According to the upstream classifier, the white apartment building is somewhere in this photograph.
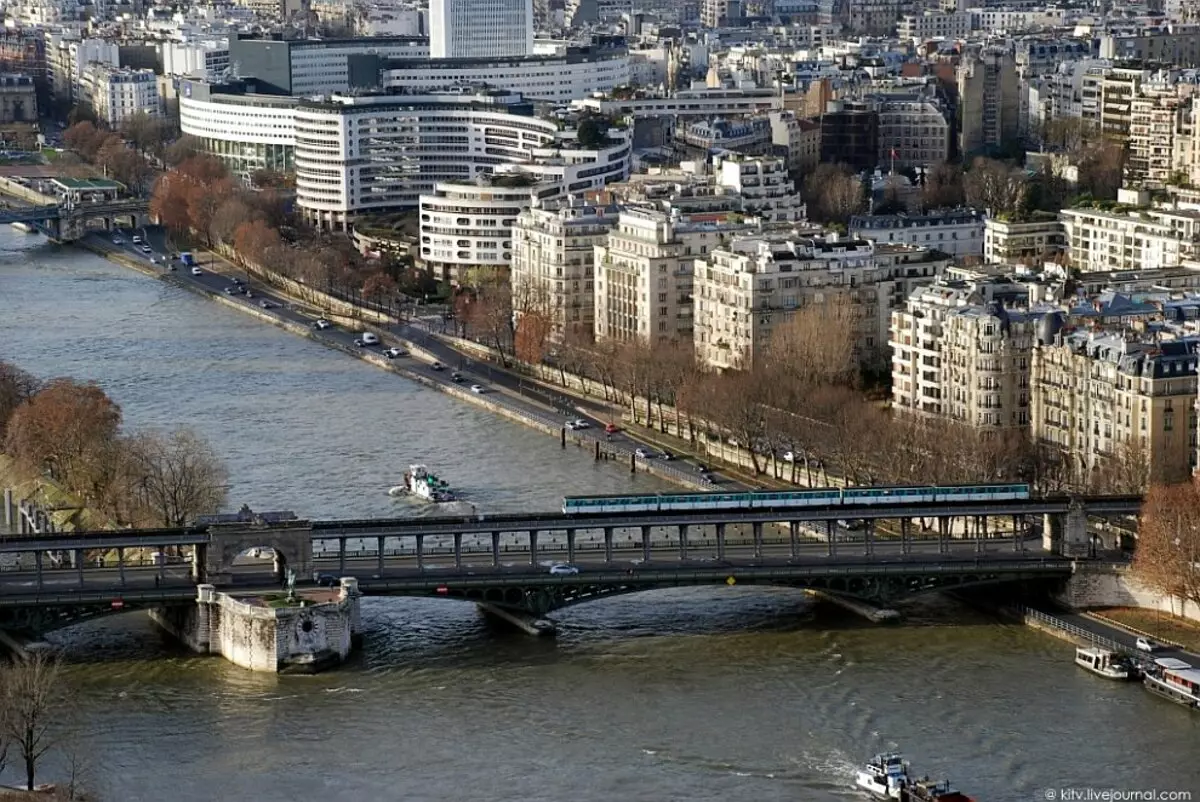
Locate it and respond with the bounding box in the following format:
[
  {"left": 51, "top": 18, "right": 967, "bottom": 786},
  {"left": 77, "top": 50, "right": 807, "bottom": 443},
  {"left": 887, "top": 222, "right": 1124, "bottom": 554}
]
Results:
[
  {"left": 594, "top": 208, "right": 752, "bottom": 345},
  {"left": 572, "top": 87, "right": 784, "bottom": 120},
  {"left": 82, "top": 66, "right": 159, "bottom": 126},
  {"left": 46, "top": 35, "right": 118, "bottom": 104},
  {"left": 1127, "top": 83, "right": 1190, "bottom": 186},
  {"left": 160, "top": 40, "right": 230, "bottom": 80},
  {"left": 969, "top": 7, "right": 1068, "bottom": 32},
  {"left": 714, "top": 154, "right": 803, "bottom": 223},
  {"left": 430, "top": 0, "right": 533, "bottom": 59},
  {"left": 179, "top": 79, "right": 297, "bottom": 177},
  {"left": 380, "top": 45, "right": 630, "bottom": 104},
  {"left": 419, "top": 179, "right": 544, "bottom": 281},
  {"left": 896, "top": 11, "right": 971, "bottom": 42},
  {"left": 874, "top": 96, "right": 951, "bottom": 170},
  {"left": 1060, "top": 205, "right": 1200, "bottom": 273},
  {"left": 510, "top": 199, "right": 618, "bottom": 343},
  {"left": 289, "top": 91, "right": 631, "bottom": 229},
  {"left": 849, "top": 209, "right": 984, "bottom": 259},
  {"left": 983, "top": 216, "right": 1066, "bottom": 264},
  {"left": 694, "top": 234, "right": 883, "bottom": 371},
  {"left": 890, "top": 280, "right": 1037, "bottom": 428}
]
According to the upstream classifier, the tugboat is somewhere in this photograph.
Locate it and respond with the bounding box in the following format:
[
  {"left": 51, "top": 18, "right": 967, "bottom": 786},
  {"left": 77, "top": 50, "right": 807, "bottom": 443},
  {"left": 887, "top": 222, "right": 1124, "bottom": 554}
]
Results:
[
  {"left": 900, "top": 777, "right": 976, "bottom": 802},
  {"left": 388, "top": 464, "right": 456, "bottom": 502},
  {"left": 855, "top": 753, "right": 910, "bottom": 799},
  {"left": 1075, "top": 646, "right": 1139, "bottom": 680}
]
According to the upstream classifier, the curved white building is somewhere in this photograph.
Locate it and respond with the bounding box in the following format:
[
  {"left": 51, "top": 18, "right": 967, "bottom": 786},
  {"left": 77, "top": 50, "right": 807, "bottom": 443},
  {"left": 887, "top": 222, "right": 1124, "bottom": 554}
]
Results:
[
  {"left": 380, "top": 41, "right": 629, "bottom": 103},
  {"left": 179, "top": 79, "right": 297, "bottom": 177},
  {"left": 292, "top": 89, "right": 631, "bottom": 229},
  {"left": 419, "top": 179, "right": 542, "bottom": 280}
]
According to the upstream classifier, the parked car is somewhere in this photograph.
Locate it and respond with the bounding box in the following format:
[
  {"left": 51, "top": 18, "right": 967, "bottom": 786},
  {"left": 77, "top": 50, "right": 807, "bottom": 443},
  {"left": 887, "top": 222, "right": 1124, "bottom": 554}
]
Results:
[
  {"left": 548, "top": 564, "right": 579, "bottom": 576},
  {"left": 470, "top": 384, "right": 486, "bottom": 394},
  {"left": 1136, "top": 637, "right": 1162, "bottom": 653}
]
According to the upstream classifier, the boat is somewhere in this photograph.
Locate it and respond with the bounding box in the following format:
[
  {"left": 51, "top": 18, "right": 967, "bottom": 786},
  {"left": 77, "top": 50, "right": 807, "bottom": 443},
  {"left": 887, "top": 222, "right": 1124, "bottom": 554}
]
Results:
[
  {"left": 390, "top": 464, "right": 456, "bottom": 502},
  {"left": 1075, "top": 646, "right": 1138, "bottom": 680},
  {"left": 900, "top": 777, "right": 976, "bottom": 802},
  {"left": 855, "top": 753, "right": 910, "bottom": 799},
  {"left": 10, "top": 221, "right": 35, "bottom": 233},
  {"left": 1143, "top": 658, "right": 1200, "bottom": 710}
]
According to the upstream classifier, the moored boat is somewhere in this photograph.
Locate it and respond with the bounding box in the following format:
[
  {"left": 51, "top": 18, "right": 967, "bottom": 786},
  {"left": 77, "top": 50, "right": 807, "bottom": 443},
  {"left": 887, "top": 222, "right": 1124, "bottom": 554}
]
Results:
[
  {"left": 391, "top": 464, "right": 456, "bottom": 502},
  {"left": 1075, "top": 646, "right": 1138, "bottom": 680},
  {"left": 900, "top": 777, "right": 975, "bottom": 802},
  {"left": 10, "top": 221, "right": 35, "bottom": 233},
  {"left": 855, "top": 753, "right": 910, "bottom": 799},
  {"left": 1143, "top": 658, "right": 1200, "bottom": 710}
]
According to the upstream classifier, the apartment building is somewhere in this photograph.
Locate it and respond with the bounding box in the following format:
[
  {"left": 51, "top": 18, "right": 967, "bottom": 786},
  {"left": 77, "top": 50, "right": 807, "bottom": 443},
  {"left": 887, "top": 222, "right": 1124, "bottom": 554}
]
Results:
[
  {"left": 693, "top": 234, "right": 886, "bottom": 371},
  {"left": 1031, "top": 330, "right": 1200, "bottom": 484},
  {"left": 819, "top": 99, "right": 879, "bottom": 172},
  {"left": 715, "top": 153, "right": 804, "bottom": 223},
  {"left": 957, "top": 47, "right": 1019, "bottom": 156},
  {"left": 419, "top": 178, "right": 545, "bottom": 282},
  {"left": 874, "top": 95, "right": 951, "bottom": 170},
  {"left": 767, "top": 111, "right": 821, "bottom": 172},
  {"left": 1059, "top": 204, "right": 1200, "bottom": 273},
  {"left": 510, "top": 198, "right": 618, "bottom": 343},
  {"left": 1099, "top": 26, "right": 1200, "bottom": 68},
  {"left": 849, "top": 209, "right": 984, "bottom": 260},
  {"left": 1127, "top": 83, "right": 1191, "bottom": 186},
  {"left": 81, "top": 66, "right": 159, "bottom": 126},
  {"left": 896, "top": 11, "right": 971, "bottom": 42},
  {"left": 430, "top": 0, "right": 532, "bottom": 59},
  {"left": 890, "top": 278, "right": 1037, "bottom": 429},
  {"left": 983, "top": 216, "right": 1066, "bottom": 264},
  {"left": 593, "top": 208, "right": 752, "bottom": 345}
]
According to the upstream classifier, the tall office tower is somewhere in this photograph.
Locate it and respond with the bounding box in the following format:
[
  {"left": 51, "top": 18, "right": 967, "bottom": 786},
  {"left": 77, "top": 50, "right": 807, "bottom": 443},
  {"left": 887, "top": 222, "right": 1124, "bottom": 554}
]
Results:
[{"left": 430, "top": 0, "right": 534, "bottom": 58}]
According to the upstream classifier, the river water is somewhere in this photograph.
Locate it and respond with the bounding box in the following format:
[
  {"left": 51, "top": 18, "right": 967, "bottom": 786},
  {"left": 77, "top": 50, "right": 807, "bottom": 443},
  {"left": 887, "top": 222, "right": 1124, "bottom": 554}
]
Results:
[{"left": 1, "top": 231, "right": 1197, "bottom": 802}]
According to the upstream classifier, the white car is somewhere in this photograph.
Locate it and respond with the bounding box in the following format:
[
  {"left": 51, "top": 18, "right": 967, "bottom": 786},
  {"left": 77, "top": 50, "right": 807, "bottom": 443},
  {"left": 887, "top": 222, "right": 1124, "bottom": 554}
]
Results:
[
  {"left": 190, "top": 267, "right": 202, "bottom": 276},
  {"left": 782, "top": 451, "right": 796, "bottom": 462},
  {"left": 1136, "top": 637, "right": 1162, "bottom": 653},
  {"left": 360, "top": 332, "right": 380, "bottom": 346},
  {"left": 634, "top": 448, "right": 651, "bottom": 458},
  {"left": 314, "top": 319, "right": 332, "bottom": 330},
  {"left": 131, "top": 235, "right": 142, "bottom": 244},
  {"left": 384, "top": 347, "right": 408, "bottom": 359},
  {"left": 568, "top": 419, "right": 590, "bottom": 430},
  {"left": 470, "top": 384, "right": 486, "bottom": 394},
  {"left": 111, "top": 236, "right": 123, "bottom": 245},
  {"left": 548, "top": 564, "right": 579, "bottom": 576}
]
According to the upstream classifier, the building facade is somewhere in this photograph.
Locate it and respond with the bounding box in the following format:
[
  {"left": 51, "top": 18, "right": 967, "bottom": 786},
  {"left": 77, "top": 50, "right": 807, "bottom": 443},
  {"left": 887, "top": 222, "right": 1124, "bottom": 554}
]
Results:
[
  {"left": 1060, "top": 205, "right": 1200, "bottom": 273},
  {"left": 179, "top": 79, "right": 297, "bottom": 178},
  {"left": 430, "top": 0, "right": 533, "bottom": 59},
  {"left": 82, "top": 65, "right": 159, "bottom": 126},
  {"left": 849, "top": 209, "right": 984, "bottom": 259},
  {"left": 874, "top": 95, "right": 951, "bottom": 170}
]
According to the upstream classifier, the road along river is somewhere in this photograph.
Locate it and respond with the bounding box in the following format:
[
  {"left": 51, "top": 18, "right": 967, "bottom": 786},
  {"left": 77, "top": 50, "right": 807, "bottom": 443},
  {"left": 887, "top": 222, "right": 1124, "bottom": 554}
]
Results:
[{"left": 1, "top": 231, "right": 1197, "bottom": 801}]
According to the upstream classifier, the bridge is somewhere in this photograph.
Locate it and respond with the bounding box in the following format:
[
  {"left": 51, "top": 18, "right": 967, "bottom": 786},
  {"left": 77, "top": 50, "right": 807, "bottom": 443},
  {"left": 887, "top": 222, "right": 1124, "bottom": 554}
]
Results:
[
  {"left": 0, "top": 199, "right": 150, "bottom": 240},
  {"left": 0, "top": 494, "right": 1140, "bottom": 635}
]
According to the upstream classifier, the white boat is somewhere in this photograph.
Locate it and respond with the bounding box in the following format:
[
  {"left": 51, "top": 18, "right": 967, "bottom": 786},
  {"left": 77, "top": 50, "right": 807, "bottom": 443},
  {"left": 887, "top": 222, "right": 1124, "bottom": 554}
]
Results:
[
  {"left": 1143, "top": 659, "right": 1200, "bottom": 710},
  {"left": 10, "top": 221, "right": 35, "bottom": 233},
  {"left": 391, "top": 464, "right": 455, "bottom": 502},
  {"left": 855, "top": 753, "right": 910, "bottom": 800},
  {"left": 1075, "top": 647, "right": 1136, "bottom": 680}
]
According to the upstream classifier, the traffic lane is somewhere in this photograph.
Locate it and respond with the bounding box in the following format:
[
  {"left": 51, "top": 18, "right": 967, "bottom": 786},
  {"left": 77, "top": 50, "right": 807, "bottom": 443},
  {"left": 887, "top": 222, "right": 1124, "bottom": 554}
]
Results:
[
  {"left": 0, "top": 566, "right": 193, "bottom": 594},
  {"left": 1050, "top": 608, "right": 1200, "bottom": 663}
]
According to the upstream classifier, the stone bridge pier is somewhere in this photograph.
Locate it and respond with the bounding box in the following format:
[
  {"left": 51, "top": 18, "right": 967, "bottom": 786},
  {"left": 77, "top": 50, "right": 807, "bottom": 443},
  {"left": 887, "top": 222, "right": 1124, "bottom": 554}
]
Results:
[{"left": 1042, "top": 499, "right": 1090, "bottom": 558}]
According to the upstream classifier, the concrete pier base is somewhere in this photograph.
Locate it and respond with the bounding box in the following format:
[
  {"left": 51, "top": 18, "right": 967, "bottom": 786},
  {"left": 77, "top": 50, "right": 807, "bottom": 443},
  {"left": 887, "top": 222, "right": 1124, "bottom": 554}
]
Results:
[
  {"left": 807, "top": 590, "right": 901, "bottom": 623},
  {"left": 477, "top": 602, "right": 557, "bottom": 636}
]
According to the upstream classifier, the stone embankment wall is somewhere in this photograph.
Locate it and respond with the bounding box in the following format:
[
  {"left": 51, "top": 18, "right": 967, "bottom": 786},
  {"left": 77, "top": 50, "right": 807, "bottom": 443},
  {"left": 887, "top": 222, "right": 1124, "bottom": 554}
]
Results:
[
  {"left": 1056, "top": 563, "right": 1200, "bottom": 622},
  {"left": 150, "top": 580, "right": 362, "bottom": 672}
]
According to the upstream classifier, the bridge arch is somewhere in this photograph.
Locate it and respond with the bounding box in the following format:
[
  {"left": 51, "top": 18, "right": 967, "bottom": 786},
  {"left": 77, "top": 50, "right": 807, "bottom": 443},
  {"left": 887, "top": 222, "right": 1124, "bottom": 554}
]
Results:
[{"left": 202, "top": 508, "right": 312, "bottom": 584}]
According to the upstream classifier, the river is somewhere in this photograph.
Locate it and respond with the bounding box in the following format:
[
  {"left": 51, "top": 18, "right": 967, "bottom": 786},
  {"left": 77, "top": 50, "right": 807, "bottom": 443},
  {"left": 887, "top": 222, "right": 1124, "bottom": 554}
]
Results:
[{"left": 1, "top": 230, "right": 1197, "bottom": 802}]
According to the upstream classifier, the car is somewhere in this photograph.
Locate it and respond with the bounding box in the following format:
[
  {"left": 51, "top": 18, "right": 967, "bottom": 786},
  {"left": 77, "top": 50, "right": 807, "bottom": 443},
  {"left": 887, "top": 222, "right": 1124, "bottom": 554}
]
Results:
[
  {"left": 314, "top": 573, "right": 339, "bottom": 588},
  {"left": 383, "top": 347, "right": 408, "bottom": 359},
  {"left": 140, "top": 245, "right": 153, "bottom": 254},
  {"left": 131, "top": 235, "right": 142, "bottom": 244},
  {"left": 223, "top": 286, "right": 238, "bottom": 295},
  {"left": 548, "top": 564, "right": 579, "bottom": 576},
  {"left": 430, "top": 361, "right": 445, "bottom": 371},
  {"left": 660, "top": 451, "right": 674, "bottom": 461},
  {"left": 111, "top": 237, "right": 123, "bottom": 245},
  {"left": 604, "top": 423, "right": 620, "bottom": 434},
  {"left": 360, "top": 332, "right": 380, "bottom": 346},
  {"left": 353, "top": 338, "right": 364, "bottom": 347},
  {"left": 450, "top": 372, "right": 464, "bottom": 383},
  {"left": 634, "top": 448, "right": 651, "bottom": 458},
  {"left": 568, "top": 419, "right": 590, "bottom": 430},
  {"left": 313, "top": 319, "right": 332, "bottom": 330},
  {"left": 259, "top": 300, "right": 275, "bottom": 309},
  {"left": 470, "top": 384, "right": 486, "bottom": 394},
  {"left": 1136, "top": 637, "right": 1162, "bottom": 653},
  {"left": 231, "top": 277, "right": 244, "bottom": 285},
  {"left": 783, "top": 451, "right": 796, "bottom": 463},
  {"left": 190, "top": 267, "right": 202, "bottom": 276},
  {"left": 696, "top": 463, "right": 709, "bottom": 473}
]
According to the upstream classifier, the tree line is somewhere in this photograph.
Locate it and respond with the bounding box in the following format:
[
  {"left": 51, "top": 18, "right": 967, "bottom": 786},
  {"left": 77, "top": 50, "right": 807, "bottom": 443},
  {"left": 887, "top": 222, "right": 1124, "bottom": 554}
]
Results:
[
  {"left": 0, "top": 361, "right": 227, "bottom": 528},
  {"left": 1137, "top": 482, "right": 1200, "bottom": 620}
]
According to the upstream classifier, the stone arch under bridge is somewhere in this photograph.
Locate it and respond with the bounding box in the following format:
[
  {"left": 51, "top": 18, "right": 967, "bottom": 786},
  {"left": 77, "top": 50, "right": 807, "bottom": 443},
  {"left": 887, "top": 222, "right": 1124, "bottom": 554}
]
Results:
[{"left": 201, "top": 508, "right": 313, "bottom": 584}]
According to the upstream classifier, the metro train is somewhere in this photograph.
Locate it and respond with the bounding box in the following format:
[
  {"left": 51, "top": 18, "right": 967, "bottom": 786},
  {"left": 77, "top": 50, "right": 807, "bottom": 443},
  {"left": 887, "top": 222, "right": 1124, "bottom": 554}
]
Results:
[{"left": 561, "top": 484, "right": 1031, "bottom": 516}]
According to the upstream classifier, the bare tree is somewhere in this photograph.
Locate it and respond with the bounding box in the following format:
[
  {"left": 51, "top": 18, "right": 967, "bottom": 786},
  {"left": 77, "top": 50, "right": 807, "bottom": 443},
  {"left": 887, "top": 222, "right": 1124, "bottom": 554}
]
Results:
[
  {"left": 763, "top": 295, "right": 860, "bottom": 389},
  {"left": 1088, "top": 437, "right": 1150, "bottom": 495},
  {"left": 802, "top": 164, "right": 865, "bottom": 224},
  {"left": 920, "top": 163, "right": 965, "bottom": 210},
  {"left": 0, "top": 361, "right": 41, "bottom": 443},
  {"left": 1135, "top": 482, "right": 1200, "bottom": 613},
  {"left": 963, "top": 157, "right": 1028, "bottom": 217},
  {"left": 127, "top": 428, "right": 228, "bottom": 527},
  {"left": 1, "top": 650, "right": 63, "bottom": 791}
]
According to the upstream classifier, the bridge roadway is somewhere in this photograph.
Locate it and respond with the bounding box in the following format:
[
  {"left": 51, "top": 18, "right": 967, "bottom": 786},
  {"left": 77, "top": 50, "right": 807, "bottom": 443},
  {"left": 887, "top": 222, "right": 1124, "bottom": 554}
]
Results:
[
  {"left": 0, "top": 536, "right": 1064, "bottom": 599},
  {"left": 0, "top": 495, "right": 1144, "bottom": 556}
]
